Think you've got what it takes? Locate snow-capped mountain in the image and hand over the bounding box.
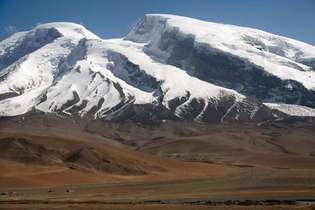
[1,14,315,122]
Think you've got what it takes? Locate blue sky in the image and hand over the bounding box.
[0,0,314,45]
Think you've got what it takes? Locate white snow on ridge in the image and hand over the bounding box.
[36,38,244,118]
[104,39,244,107]
[34,22,99,40]
[81,39,156,105]
[0,22,101,116]
[0,37,78,116]
[126,14,315,90]
[0,31,28,57]
[1,17,315,119]
[265,103,315,117]
[0,22,98,65]
[36,39,156,117]
[138,14,315,60]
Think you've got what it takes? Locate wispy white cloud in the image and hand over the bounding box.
[31,22,42,29]
[4,25,18,34]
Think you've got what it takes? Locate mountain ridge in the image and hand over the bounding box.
[1,14,315,122]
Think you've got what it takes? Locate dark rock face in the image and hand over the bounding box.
[0,92,19,101]
[99,102,177,123]
[299,59,315,70]
[107,51,161,93]
[174,98,206,121]
[58,91,81,112]
[147,28,315,108]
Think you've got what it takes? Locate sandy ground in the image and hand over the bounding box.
[1,203,315,210]
[0,115,315,209]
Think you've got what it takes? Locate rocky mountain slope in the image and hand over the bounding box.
[1,14,315,122]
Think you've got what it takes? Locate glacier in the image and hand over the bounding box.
[0,14,315,122]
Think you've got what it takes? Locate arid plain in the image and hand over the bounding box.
[0,114,315,209]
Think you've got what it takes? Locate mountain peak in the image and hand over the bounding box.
[33,22,99,40]
[1,15,315,121]
[127,14,315,90]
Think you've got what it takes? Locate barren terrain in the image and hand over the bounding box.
[0,114,315,209]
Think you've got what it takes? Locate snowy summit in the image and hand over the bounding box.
[0,14,315,122]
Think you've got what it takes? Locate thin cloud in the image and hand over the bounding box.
[4,25,18,34]
[31,22,42,29]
